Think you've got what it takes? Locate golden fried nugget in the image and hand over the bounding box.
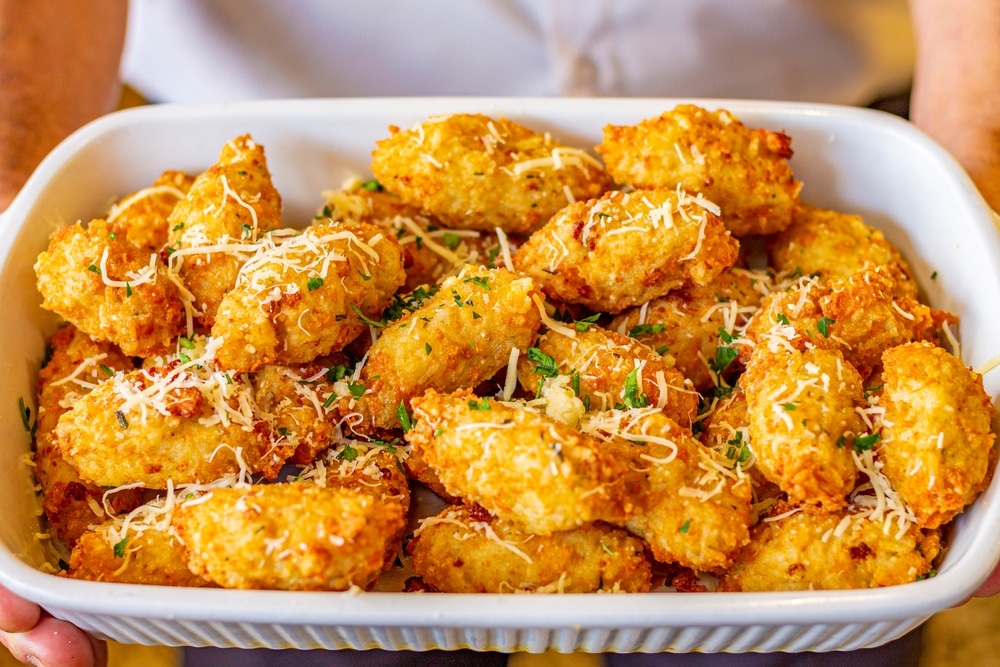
[407,389,634,534]
[514,188,738,313]
[717,508,941,591]
[212,221,405,372]
[582,409,752,572]
[34,326,141,546]
[320,184,508,290]
[323,444,411,572]
[410,504,652,593]
[879,342,997,529]
[68,521,211,587]
[766,204,918,299]
[517,325,699,428]
[55,362,282,489]
[742,269,942,378]
[741,346,864,510]
[166,134,283,329]
[34,218,185,357]
[252,362,351,464]
[609,268,767,392]
[350,266,542,430]
[106,170,194,252]
[370,113,611,235]
[172,483,406,591]
[597,104,801,237]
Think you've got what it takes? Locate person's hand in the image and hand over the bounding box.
[0,584,106,667]
[972,562,1000,598]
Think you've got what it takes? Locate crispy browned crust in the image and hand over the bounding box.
[597,104,801,237]
[371,113,612,235]
[410,504,652,593]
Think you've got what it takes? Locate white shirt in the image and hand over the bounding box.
[121,0,914,105]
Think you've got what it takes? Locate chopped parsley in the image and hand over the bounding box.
[527,347,559,378]
[307,277,324,291]
[463,275,491,291]
[336,444,359,461]
[443,232,462,250]
[347,381,367,398]
[574,313,601,332]
[852,432,882,453]
[817,317,835,338]
[709,345,738,375]
[87,264,100,274]
[113,536,128,558]
[629,323,665,337]
[775,313,790,325]
[361,179,382,192]
[468,397,490,410]
[396,402,413,432]
[622,368,651,409]
[115,410,129,429]
[679,520,691,534]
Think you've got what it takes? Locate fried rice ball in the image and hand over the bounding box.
[406,389,634,534]
[741,268,944,378]
[54,362,284,489]
[514,187,739,314]
[68,519,212,587]
[211,221,406,372]
[409,504,652,593]
[582,409,753,572]
[597,104,802,237]
[370,113,612,235]
[166,134,283,330]
[319,183,509,291]
[609,267,768,392]
[516,325,699,428]
[33,325,142,547]
[740,345,865,510]
[878,342,997,529]
[34,218,186,357]
[717,507,941,591]
[251,362,344,465]
[172,483,406,591]
[349,265,542,431]
[766,204,918,299]
[105,169,194,253]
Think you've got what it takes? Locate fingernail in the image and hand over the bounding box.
[26,655,44,667]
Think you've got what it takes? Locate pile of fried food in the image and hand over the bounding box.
[30,104,996,595]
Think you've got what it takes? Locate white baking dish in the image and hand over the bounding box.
[1,98,998,655]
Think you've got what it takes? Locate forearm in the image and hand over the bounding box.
[909,0,1000,210]
[0,1,127,212]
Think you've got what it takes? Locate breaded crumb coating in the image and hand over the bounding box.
[741,346,864,510]
[252,362,344,465]
[172,484,406,591]
[610,268,768,392]
[742,268,942,378]
[370,113,612,235]
[517,325,699,428]
[106,170,194,253]
[212,221,405,372]
[717,508,941,591]
[406,389,634,535]
[319,184,508,291]
[514,187,738,313]
[582,409,752,572]
[68,521,211,587]
[166,134,283,330]
[410,504,652,593]
[766,204,918,299]
[351,265,542,430]
[597,104,801,237]
[34,218,185,357]
[55,359,283,489]
[879,342,997,529]
[34,326,141,547]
